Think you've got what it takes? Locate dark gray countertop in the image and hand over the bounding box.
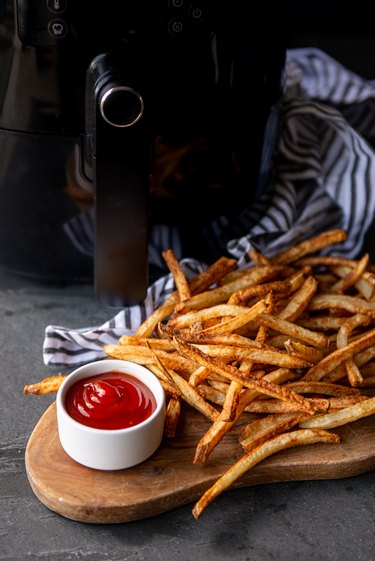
[1,269,374,561]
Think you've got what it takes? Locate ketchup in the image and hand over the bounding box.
[65,371,156,430]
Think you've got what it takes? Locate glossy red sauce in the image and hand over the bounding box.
[65,371,156,430]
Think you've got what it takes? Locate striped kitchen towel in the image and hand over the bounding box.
[43,47,375,367]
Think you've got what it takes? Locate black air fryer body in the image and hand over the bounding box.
[0,1,286,305]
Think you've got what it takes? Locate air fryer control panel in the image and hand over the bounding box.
[16,0,211,47]
[17,0,70,45]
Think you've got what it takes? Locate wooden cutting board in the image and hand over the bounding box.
[25,402,375,524]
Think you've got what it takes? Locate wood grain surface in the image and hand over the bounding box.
[25,402,375,524]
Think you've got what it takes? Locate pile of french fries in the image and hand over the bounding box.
[25,229,375,519]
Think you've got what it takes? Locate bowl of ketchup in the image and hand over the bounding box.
[56,359,166,470]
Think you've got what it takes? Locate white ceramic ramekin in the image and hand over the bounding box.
[56,359,165,470]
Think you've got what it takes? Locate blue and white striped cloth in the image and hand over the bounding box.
[43,48,375,367]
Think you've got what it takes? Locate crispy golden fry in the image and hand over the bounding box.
[227,272,304,306]
[168,303,251,329]
[331,265,375,300]
[283,380,362,396]
[271,229,347,265]
[103,343,197,374]
[192,429,340,519]
[257,314,330,349]
[331,253,369,293]
[309,294,375,315]
[164,398,181,438]
[336,314,369,386]
[303,327,375,381]
[165,368,219,421]
[284,339,325,363]
[297,316,349,331]
[160,322,274,350]
[239,413,310,452]
[23,375,66,395]
[247,247,271,266]
[162,249,191,302]
[218,381,242,422]
[119,334,175,351]
[244,397,328,414]
[197,299,269,335]
[278,275,317,322]
[299,396,375,429]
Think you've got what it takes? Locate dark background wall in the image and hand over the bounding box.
[285,0,375,79]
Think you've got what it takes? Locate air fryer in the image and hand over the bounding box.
[0,0,286,305]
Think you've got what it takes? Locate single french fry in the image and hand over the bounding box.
[331,253,369,293]
[247,247,271,266]
[278,276,317,322]
[244,397,328,414]
[164,398,181,438]
[167,304,251,329]
[239,413,310,452]
[119,335,175,351]
[197,299,269,335]
[218,381,242,422]
[330,265,374,300]
[227,275,303,306]
[271,229,347,265]
[308,294,375,316]
[104,343,197,374]
[297,316,349,331]
[23,375,66,395]
[257,314,330,349]
[162,249,191,302]
[284,339,325,363]
[336,314,369,387]
[283,380,362,397]
[303,327,375,381]
[299,396,375,429]
[192,429,340,519]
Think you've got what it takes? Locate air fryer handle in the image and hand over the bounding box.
[86,53,151,306]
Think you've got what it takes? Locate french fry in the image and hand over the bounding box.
[303,327,375,381]
[278,275,317,322]
[239,413,310,452]
[308,294,375,316]
[331,253,369,293]
[197,299,269,335]
[164,398,181,438]
[227,272,304,306]
[162,249,191,302]
[336,314,369,387]
[23,375,66,394]
[257,314,330,349]
[299,396,375,429]
[270,229,347,265]
[284,339,325,363]
[192,429,340,519]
